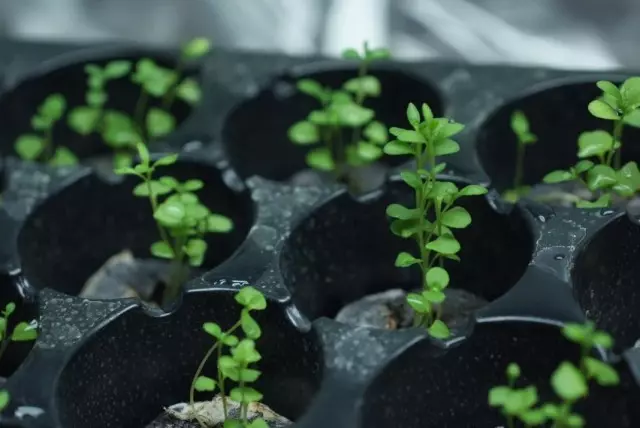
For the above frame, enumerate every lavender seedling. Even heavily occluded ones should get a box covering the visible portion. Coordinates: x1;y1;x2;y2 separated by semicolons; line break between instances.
190;286;268;428
287;41;390;182
114;143;233;304
489;322;619;427
15;94;78;166
503;110;537;202
383;103;487;338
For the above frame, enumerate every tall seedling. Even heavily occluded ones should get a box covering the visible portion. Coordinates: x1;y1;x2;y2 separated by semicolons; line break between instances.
384;103;487;338
288;42;391;181
503;110;537;202
115;143;233;304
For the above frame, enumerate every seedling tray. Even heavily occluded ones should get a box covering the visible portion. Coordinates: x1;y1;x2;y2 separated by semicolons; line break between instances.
0;39;639;428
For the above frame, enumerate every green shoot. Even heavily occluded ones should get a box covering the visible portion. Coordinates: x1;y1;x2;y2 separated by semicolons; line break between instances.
542;78;640;207
489;322;619;427
287;41;391;181
0;390;8;412
191;286;268;428
15;94;78;166
114;143;233;304
383;103;488;339
504;110;537;202
0;301;37;363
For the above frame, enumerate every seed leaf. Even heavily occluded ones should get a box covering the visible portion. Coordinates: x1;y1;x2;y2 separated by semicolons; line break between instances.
587;164;617;191
236;286;267;311
40;94;66;120
428;320;450;339
15;135;45;160
441;206;472;229
49;147;78;167
194;376;216;392
588;99;620;120
68;106;100;135
425;235;460;255
551;362;587;401
426;266;450;290
176;78;202;105
341;48;361;60
489;386;511;407
576;194;611;208
543;170;574;184
0;390;9;411
11;322;37;341
102;110;140;148
511;110;530;135
367;48;391;61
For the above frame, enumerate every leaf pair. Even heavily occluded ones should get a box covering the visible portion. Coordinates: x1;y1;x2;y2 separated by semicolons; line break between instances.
341;42;391;62
510;110;537;145
589;78;640;120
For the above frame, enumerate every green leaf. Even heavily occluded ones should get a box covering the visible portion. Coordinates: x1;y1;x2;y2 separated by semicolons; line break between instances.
203;322;222;338
49;147;79;167
383;140;413;155
428;320;450;339
421;103;434;121
520;409;548;426
389;127;424;143
504;386;539;415
146;108;176;138
158;176;178;189
511;110;530;135
0;390;9;411
507;363;521;380
426;266;449;290
363;120;388;144
592;331;614;349
68;106;100;135
150;241;174;259
356;142;383;162
386;204;419;220
400;171;422;189
297;79;326;100
341;48;361;60
584;357;619;386
543;170;574;184
367;47;391;61
241;310;261;339
4;303;15;317
238;368;261;382
587;164;617;191
441;206;472;229
588;99;620;120
176;78;202;105
232;339;261;363
395;252;421;267
574;160;595;174
30;115;49;131
181;179;203;191
40;94;66;120
86;89;107;106
562;323;589;343
434;139;460;156
406;293;430;313
306;147;335;171
428;181;459;200
332;102;375;127
182;37;211;58
236;286;267;310
439;122;465;139
423;289;445;303
288;121;319;145
488;386;511;407
624;108;640;127
103;60;131;79
101;110;140;148
425;235;460;255
247;418;269;428
621;76;640;109
223;420;243;428
207;214;233;233
135;180;171;197
186;238;207;266
154;200;186;227
194;376;216;392
457;184;488;197
154;154;179;166
613;161;640;197
576;194;611;208
230;387;263;404
597;81;621;100
11;322;37;341
343;75;381;97
577;130;614;158
222;334;239;347
551;362;588;401
15;135;45;160
406;103;421;127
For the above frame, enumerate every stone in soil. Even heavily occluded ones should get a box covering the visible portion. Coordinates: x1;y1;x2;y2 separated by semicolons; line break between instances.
146;396;291;428
80;250;174;301
335;288;488;332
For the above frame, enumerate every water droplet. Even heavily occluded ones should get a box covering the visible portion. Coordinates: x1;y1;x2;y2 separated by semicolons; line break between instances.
600;208;615;217
554;254;565;260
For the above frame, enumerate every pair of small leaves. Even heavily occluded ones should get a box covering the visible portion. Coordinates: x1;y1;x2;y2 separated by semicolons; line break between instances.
581;162;640;197
218;356;261;383
341;43;391;62
576;130;618;159
35;94;66;127
343;75;381;97
589;78;640;120
181;37;211;59
543;159;594;184
562;322;614;350
14;135;78;166
132;59;178;97
510;110;537;145
235;286;268;311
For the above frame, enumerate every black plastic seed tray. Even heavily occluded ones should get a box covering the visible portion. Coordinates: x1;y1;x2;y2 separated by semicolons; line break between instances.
0;39;639;428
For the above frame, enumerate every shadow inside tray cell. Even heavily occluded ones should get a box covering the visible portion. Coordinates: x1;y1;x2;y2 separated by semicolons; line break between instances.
17;160;254;298
54;290;324;428
222;67;443;182
0;50;196;161
361;320;640;428
476;79;640;193
573;215;640;351
279;179;533;322
0;274;37;379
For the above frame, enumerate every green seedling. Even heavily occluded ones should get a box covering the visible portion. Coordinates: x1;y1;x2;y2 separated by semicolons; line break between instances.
115;143;233;304
0;389;8;412
489;322;619;427
287;41;391;181
503;110;537;202
191;286;268;428
15;94;78;166
383;103;487;339
68;37;209;168
543;78;640;207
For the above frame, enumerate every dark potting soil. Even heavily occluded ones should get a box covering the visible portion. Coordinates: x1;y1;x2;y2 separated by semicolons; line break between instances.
146;397;291;428
335;287;488;332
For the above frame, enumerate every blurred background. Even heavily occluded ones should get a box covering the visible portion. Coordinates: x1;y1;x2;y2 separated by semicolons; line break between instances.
0;0;638;70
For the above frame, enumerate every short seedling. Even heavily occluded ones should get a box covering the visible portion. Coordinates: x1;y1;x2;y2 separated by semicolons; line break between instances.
489;322;619;427
0;301;38;413
383;103;488;339
503;110;537;202
69;37;209;167
115;143;233;305
190;286;268;428
287;41;391;181
543;78;640;208
15;94;78;166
